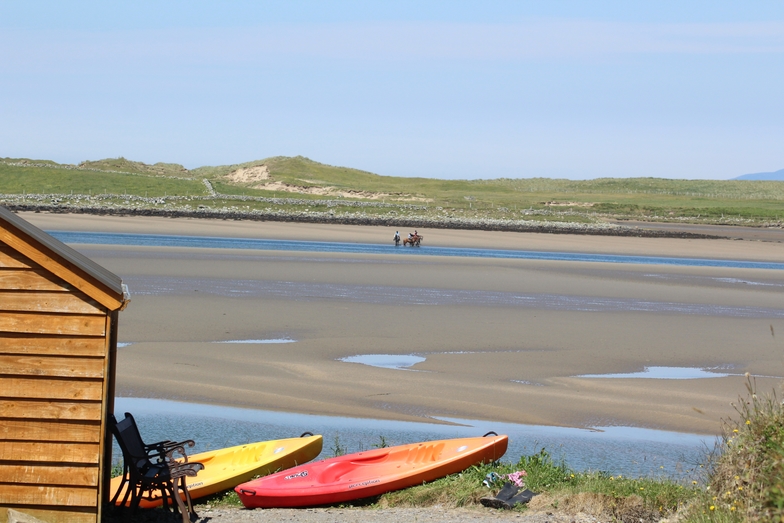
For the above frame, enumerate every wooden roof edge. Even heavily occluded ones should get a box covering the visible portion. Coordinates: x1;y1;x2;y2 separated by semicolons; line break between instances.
0;206;129;311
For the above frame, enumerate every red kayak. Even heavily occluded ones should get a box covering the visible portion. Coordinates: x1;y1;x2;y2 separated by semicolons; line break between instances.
235;433;508;508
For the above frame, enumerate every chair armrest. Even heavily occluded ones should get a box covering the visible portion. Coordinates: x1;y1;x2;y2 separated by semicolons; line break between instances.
144;439;194;453
169;461;205;479
147;439;197;463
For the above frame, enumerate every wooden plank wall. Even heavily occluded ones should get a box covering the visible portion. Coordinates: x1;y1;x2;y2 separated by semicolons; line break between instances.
0;243;109;523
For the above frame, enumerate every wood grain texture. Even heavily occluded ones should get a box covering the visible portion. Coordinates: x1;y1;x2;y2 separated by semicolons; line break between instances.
0;312;106;336
0;355;104;378
0;419;101;443
0;292;103;314
0;245;36;268
0;399;101;421
0;335;106;357
0;483;97;507
0;269;69;291
0;377;103;401
0;464;98;486
0;441;99;463
0;507;97;523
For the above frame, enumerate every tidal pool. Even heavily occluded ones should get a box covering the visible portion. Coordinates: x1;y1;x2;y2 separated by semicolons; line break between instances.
214;338;296;344
340;354;426;370
577;366;733;379
113;397;714;481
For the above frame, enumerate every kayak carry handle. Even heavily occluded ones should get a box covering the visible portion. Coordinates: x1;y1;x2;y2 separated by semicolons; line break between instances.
238;488;256;496
482;431;498;437
300;431;314;437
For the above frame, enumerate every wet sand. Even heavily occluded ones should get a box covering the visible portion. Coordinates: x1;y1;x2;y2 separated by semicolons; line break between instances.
21;212;784;435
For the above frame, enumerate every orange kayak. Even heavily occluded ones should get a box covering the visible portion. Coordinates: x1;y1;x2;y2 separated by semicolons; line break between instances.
111;434;323;508
235;434;508;508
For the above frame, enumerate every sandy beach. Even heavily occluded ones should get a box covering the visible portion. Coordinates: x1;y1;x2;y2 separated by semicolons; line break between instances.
21;212;784;436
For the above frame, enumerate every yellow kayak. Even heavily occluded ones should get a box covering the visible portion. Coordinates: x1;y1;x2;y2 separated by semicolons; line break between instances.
111;434;323;507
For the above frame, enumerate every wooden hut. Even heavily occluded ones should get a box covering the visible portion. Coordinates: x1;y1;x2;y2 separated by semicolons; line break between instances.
0;207;129;523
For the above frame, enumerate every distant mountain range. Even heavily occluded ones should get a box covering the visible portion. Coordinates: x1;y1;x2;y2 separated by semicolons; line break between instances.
734;168;784;181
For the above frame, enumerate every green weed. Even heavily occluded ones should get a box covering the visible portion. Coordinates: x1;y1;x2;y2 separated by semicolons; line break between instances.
331;434;347;457
372;435;389;449
699;375;784;522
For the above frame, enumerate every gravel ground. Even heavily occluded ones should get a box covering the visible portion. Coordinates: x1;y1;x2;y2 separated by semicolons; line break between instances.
174;506;603;523
100;499;614;523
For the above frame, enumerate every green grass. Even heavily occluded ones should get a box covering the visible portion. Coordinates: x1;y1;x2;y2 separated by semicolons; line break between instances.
3;155;784;226
0;162;206;197
77;157;191;177
375;449;699;521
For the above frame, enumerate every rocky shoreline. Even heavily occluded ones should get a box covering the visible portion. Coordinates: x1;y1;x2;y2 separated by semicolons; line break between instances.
3;202;725;240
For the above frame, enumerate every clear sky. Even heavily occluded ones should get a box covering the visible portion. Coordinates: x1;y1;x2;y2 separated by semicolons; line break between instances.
1;1;782;179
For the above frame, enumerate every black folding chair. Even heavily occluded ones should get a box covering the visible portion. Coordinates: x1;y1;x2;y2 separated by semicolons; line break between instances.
110;412;204;523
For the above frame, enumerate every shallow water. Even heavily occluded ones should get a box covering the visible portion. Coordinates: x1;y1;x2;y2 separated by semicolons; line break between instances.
214;338;296;344
114;397;713;481
578;366;733;379
124;274;784;318
340;354;426;370
50;230;784;270
341;358;781;381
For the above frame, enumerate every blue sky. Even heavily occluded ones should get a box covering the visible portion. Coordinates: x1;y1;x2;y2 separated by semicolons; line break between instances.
1;1;782;180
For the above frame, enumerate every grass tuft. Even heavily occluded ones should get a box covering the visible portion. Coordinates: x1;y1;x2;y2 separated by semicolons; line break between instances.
379;449;699;521
702;375;784;522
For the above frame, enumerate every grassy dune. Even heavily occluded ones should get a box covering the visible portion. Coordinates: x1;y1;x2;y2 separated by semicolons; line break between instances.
0;158;205;196
2;155;783;226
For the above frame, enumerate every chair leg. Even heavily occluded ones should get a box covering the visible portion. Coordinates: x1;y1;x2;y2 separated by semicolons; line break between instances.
110;471;128;505
181;476;197;521
129;484;142;511
159;480;175;513
172;477;196;523
120;485;132;509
